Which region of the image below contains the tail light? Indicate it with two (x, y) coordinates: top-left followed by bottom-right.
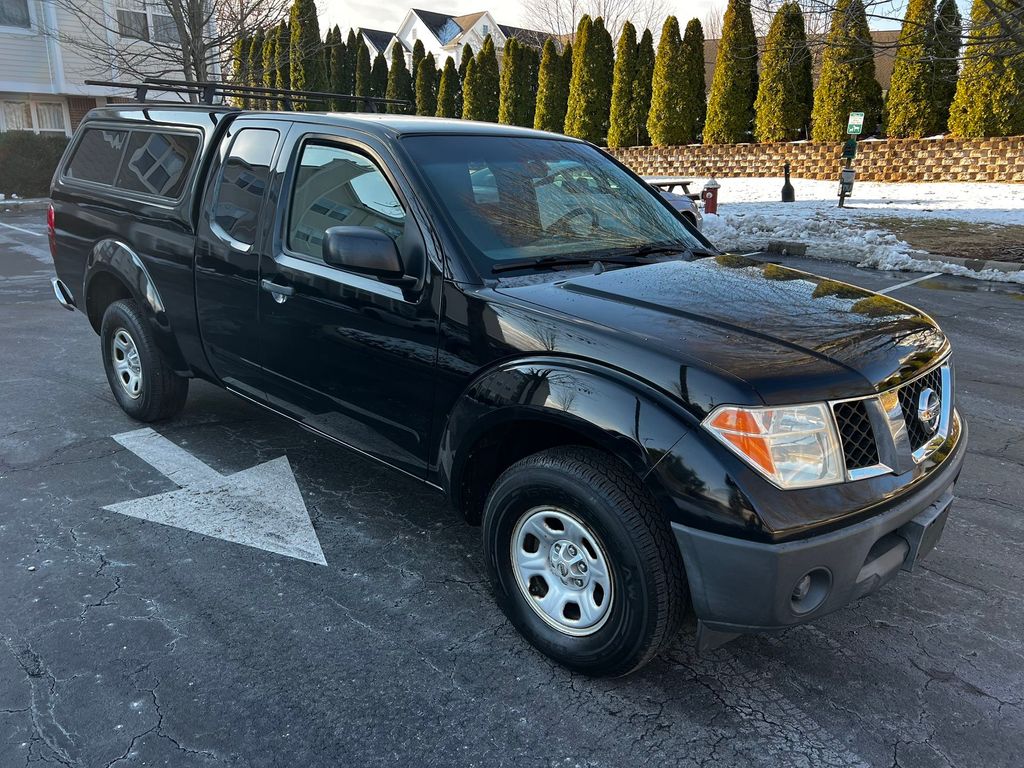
(47, 204), (57, 259)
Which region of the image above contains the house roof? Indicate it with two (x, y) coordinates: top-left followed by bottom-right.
(452, 11), (487, 32)
(497, 24), (551, 49)
(360, 28), (397, 53)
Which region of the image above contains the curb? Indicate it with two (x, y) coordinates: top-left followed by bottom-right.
(1, 198), (50, 214)
(755, 242), (1023, 273)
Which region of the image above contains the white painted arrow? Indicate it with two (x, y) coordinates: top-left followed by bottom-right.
(106, 428), (327, 565)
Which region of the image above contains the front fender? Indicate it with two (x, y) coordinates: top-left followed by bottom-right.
(439, 357), (693, 512)
(85, 239), (187, 371)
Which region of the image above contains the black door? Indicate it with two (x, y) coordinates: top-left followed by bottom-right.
(258, 133), (442, 478)
(195, 121), (283, 397)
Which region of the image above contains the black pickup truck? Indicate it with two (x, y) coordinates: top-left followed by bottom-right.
(48, 100), (966, 676)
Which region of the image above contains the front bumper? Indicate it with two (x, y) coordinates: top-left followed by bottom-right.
(673, 417), (967, 649)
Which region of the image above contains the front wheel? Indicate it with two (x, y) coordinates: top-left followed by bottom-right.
(100, 299), (188, 422)
(482, 446), (687, 677)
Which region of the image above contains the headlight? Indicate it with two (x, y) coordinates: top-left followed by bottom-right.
(702, 403), (844, 489)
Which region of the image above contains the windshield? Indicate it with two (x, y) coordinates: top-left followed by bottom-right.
(401, 136), (710, 273)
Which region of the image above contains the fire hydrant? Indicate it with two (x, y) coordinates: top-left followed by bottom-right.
(702, 178), (721, 215)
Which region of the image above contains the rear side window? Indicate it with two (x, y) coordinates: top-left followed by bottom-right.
(211, 128), (278, 247)
(64, 126), (199, 200)
(65, 129), (129, 186)
(115, 131), (200, 198)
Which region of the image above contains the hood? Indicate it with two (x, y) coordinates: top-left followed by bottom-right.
(492, 255), (949, 406)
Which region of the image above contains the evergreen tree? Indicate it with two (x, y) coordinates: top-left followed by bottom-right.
(682, 19), (708, 139)
(811, 0), (880, 141)
(370, 51), (388, 99)
(263, 29), (278, 107)
(436, 57), (459, 117)
(499, 38), (533, 126)
(345, 29), (359, 93)
(948, 0), (1024, 136)
(416, 55), (438, 116)
(886, 0), (940, 137)
(627, 29), (655, 146)
(289, 0), (324, 109)
(933, 0), (962, 130)
(329, 25), (350, 108)
(457, 43), (473, 116)
(461, 57), (479, 119)
(524, 45), (540, 127)
(607, 22), (638, 148)
(277, 22), (291, 92)
(648, 17), (693, 145)
(468, 35), (499, 122)
(412, 40), (426, 90)
(564, 16), (614, 142)
(386, 43), (414, 114)
(233, 36), (251, 107)
(534, 38), (568, 132)
(704, 0), (758, 143)
(754, 2), (812, 141)
(248, 29), (265, 109)
(353, 39), (371, 111)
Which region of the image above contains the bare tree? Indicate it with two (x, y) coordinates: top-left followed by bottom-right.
(522, 0), (669, 41)
(50, 0), (290, 86)
(703, 4), (724, 40)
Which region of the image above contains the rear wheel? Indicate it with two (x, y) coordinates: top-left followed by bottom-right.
(482, 446), (687, 676)
(100, 299), (188, 422)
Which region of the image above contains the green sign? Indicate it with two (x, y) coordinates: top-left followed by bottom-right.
(847, 111), (865, 135)
(842, 138), (857, 159)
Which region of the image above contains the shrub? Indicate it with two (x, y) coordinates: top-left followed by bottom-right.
(948, 0), (1024, 137)
(416, 55), (438, 116)
(436, 57), (459, 118)
(0, 132), (70, 198)
(386, 42), (414, 114)
(630, 29), (655, 146)
(564, 16), (614, 143)
(754, 2), (812, 141)
(811, 0), (880, 141)
(648, 17), (691, 145)
(681, 19), (707, 139)
(886, 0), (940, 137)
(704, 0), (758, 143)
(534, 38), (568, 132)
(607, 22), (639, 148)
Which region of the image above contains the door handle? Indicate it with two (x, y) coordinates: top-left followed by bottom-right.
(261, 279), (295, 302)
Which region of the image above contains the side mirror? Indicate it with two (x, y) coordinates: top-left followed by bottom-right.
(322, 226), (405, 283)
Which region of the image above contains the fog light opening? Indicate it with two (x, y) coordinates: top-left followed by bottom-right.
(790, 568), (831, 615)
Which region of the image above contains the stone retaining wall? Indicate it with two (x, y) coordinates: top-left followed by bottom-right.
(609, 136), (1024, 183)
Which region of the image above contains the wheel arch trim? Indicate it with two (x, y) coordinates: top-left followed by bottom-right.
(438, 356), (692, 521)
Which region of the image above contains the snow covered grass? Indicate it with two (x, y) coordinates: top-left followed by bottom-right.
(696, 177), (1024, 284)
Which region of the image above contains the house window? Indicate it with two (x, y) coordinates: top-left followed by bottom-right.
(481, 23), (489, 36)
(116, 0), (149, 40)
(0, 0), (31, 29)
(151, 12), (178, 43)
(34, 103), (66, 132)
(1, 101), (31, 131)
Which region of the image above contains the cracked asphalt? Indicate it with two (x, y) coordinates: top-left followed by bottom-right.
(1, 209), (1022, 767)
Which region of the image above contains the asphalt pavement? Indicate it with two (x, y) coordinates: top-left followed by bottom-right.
(1, 210), (1022, 767)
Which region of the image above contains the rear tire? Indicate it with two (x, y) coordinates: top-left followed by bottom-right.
(482, 446), (687, 677)
(100, 299), (188, 422)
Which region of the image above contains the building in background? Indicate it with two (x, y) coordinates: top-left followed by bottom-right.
(0, 0), (213, 135)
(378, 8), (553, 70)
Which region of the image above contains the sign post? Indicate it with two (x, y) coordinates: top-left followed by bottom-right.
(838, 112), (864, 208)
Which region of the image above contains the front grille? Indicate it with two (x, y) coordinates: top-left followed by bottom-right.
(833, 400), (879, 469)
(898, 367), (944, 450)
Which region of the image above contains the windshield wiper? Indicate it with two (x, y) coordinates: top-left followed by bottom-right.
(491, 254), (644, 274)
(603, 243), (717, 260)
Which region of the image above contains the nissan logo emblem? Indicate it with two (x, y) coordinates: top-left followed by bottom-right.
(917, 387), (941, 434)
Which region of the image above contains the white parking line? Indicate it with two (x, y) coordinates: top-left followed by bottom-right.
(0, 221), (44, 237)
(877, 272), (942, 295)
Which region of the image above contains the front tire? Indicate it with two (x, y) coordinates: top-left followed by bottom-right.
(100, 299), (188, 422)
(482, 446), (687, 676)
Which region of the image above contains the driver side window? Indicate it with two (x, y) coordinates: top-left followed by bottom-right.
(288, 143), (406, 261)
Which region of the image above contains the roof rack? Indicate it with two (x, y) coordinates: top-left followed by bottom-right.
(84, 77), (408, 113)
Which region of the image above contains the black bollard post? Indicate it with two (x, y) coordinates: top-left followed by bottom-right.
(782, 162), (795, 202)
